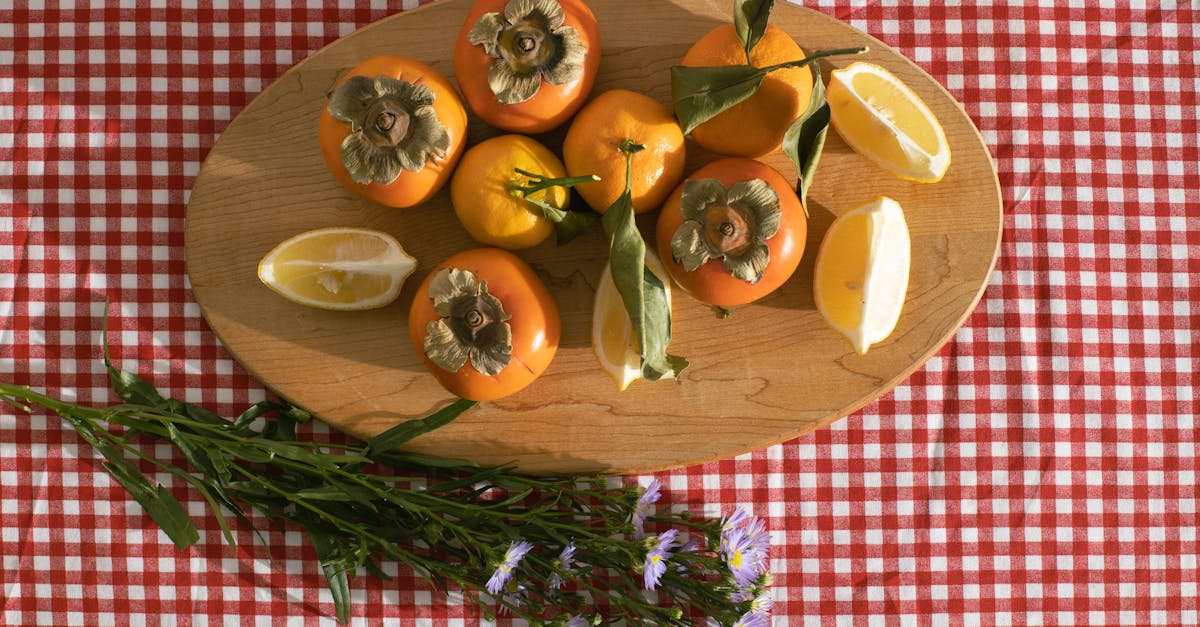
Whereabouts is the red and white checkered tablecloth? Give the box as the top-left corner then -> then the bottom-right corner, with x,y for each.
2,1 -> 1198,624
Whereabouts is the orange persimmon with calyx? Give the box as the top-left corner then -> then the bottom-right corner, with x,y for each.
318,55 -> 468,208
454,0 -> 601,134
655,157 -> 807,308
408,248 -> 561,401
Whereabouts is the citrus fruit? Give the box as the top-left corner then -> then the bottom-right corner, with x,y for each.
408,248 -> 560,401
562,89 -> 686,214
454,0 -> 601,134
591,251 -> 672,391
813,196 -> 911,354
318,55 -> 468,208
679,24 -> 814,158
450,134 -> 568,250
655,157 -> 807,308
257,227 -> 416,311
827,61 -> 950,183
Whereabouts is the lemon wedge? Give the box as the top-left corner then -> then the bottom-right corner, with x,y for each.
257,227 -> 416,311
813,197 -> 910,354
827,62 -> 950,183
591,251 -> 672,391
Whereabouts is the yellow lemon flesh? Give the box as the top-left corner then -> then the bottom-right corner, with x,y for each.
813,197 -> 910,354
591,251 -> 672,391
827,62 -> 950,183
257,227 -> 416,311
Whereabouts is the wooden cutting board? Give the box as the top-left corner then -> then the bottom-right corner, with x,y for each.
185,0 -> 1002,475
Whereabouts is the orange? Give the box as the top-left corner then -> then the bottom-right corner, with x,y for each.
450,134 -> 567,250
562,89 -> 686,214
680,24 -> 814,158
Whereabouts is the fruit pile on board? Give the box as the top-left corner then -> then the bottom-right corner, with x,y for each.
256,0 -> 951,402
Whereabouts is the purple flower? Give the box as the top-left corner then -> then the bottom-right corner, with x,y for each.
750,591 -> 774,614
732,610 -> 769,627
565,616 -> 589,627
631,478 -> 662,538
721,514 -> 769,588
548,542 -> 577,589
642,528 -> 678,590
486,540 -> 534,595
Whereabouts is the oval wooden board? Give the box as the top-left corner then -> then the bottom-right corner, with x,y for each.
185,0 -> 1002,475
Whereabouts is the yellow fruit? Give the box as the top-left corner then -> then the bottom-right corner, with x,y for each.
591,251 -> 672,391
450,134 -> 567,250
257,227 -> 416,311
813,197 -> 910,354
827,62 -> 950,183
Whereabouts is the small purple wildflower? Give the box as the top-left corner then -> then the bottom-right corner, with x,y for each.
642,528 -> 678,590
732,610 -> 769,627
565,616 -> 589,627
631,478 -> 662,538
750,591 -> 774,614
721,514 -> 769,588
486,540 -> 534,596
548,542 -> 577,589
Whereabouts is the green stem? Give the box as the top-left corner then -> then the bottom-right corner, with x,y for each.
509,168 -> 600,197
759,46 -> 869,74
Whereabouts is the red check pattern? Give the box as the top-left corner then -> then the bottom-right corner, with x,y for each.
2,1 -> 1197,625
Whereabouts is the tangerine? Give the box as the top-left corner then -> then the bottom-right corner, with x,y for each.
562,89 -> 686,214
680,24 -> 814,158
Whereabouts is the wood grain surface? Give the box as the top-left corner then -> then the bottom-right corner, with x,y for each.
184,0 -> 1002,475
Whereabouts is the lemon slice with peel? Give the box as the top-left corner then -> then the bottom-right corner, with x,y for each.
814,197 -> 910,355
591,251 -> 672,391
257,227 -> 416,311
827,62 -> 950,183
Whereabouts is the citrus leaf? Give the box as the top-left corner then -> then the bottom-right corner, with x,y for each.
734,0 -> 775,61
526,196 -> 598,245
671,47 -> 866,137
600,142 -> 687,381
782,63 -> 830,210
670,64 -> 767,135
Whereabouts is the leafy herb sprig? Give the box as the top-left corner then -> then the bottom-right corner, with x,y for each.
0,334 -> 769,625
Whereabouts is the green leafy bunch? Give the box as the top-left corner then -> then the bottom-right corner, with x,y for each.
0,325 -> 770,625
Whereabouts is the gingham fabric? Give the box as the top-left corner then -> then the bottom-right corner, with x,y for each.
2,1 -> 1197,625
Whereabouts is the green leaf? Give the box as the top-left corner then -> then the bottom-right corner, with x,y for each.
670,64 -> 768,135
365,399 -> 477,457
309,531 -> 353,624
526,196 -> 598,245
671,47 -> 869,137
734,0 -> 775,61
782,63 -> 830,210
600,142 -> 687,381
61,413 -> 200,549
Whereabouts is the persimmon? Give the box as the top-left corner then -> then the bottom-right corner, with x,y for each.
318,55 -> 468,208
655,158 -> 807,308
454,0 -> 601,134
408,248 -> 561,401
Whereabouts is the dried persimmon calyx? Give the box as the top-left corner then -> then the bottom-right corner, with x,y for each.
467,0 -> 586,104
326,75 -> 450,185
423,267 -> 513,376
670,178 -> 781,284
